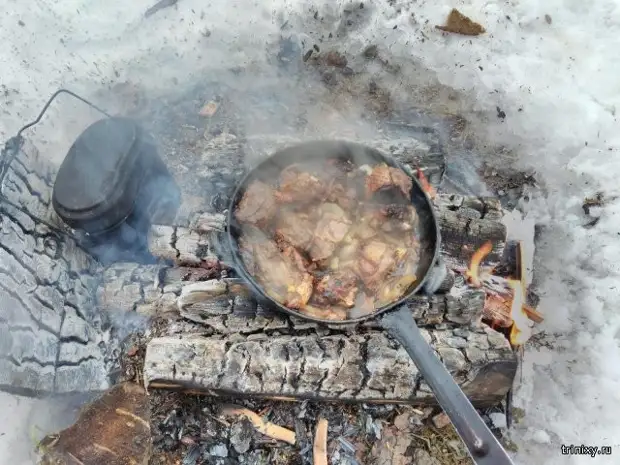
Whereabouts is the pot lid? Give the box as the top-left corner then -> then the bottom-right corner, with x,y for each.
53,117 -> 138,213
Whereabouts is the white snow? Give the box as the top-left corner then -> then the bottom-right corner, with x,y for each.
2,0 -> 620,464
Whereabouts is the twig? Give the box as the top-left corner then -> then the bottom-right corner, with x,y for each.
313,418 -> 328,465
220,405 -> 296,445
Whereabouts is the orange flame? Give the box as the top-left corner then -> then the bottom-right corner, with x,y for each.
416,168 -> 437,200
507,279 -> 533,346
465,241 -> 493,287
466,240 -> 543,346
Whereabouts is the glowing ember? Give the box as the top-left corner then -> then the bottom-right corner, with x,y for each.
416,168 -> 437,200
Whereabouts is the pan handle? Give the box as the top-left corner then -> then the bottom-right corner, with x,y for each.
380,306 -> 516,465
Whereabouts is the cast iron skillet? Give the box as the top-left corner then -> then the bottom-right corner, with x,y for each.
226,140 -> 515,465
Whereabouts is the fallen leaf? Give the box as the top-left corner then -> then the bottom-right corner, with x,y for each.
313,418 -> 328,465
220,405 -> 296,445
435,8 -> 485,36
199,101 -> 218,117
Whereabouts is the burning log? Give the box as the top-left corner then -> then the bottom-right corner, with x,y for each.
99,193 -> 508,331
459,239 -> 544,346
143,326 -> 517,407
97,264 -> 485,329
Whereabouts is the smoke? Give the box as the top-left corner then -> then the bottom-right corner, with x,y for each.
5,0 -> 594,463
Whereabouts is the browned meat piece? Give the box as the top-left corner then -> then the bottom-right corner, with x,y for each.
275,165 -> 326,204
324,181 -> 358,210
275,210 -> 315,250
365,163 -> 413,198
234,180 -> 277,226
379,204 -> 419,233
355,239 -> 398,291
312,271 -> 359,308
278,238 -> 314,273
308,203 -> 352,262
239,227 -> 313,309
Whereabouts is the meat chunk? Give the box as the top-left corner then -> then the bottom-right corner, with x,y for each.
308,203 -> 352,262
324,181 -> 358,210
374,252 -> 418,307
355,239 -> 398,291
275,165 -> 326,204
235,180 -> 277,226
239,227 -> 313,309
365,163 -> 413,199
275,210 -> 315,250
312,271 -> 359,308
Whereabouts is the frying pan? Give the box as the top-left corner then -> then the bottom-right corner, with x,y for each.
226,140 -> 515,465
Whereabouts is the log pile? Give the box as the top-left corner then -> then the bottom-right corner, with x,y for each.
97,189 -> 517,406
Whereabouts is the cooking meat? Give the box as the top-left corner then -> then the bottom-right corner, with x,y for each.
237,158 -> 423,320
239,227 -> 313,309
235,180 -> 277,226
275,210 -> 315,250
324,181 -> 358,210
275,165 -> 326,204
308,203 -> 352,262
356,239 -> 398,291
277,237 -> 314,273
312,270 -> 359,308
375,253 -> 418,307
365,163 -> 413,199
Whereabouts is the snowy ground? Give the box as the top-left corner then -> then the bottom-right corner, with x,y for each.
2,0 -> 620,464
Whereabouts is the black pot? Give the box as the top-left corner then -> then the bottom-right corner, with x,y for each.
52,117 -> 181,262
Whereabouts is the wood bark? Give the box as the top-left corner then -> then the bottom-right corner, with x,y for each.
0,140 -> 109,396
143,325 -> 517,407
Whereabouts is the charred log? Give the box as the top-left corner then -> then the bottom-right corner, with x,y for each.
143,325 -> 516,407
0,141 -> 109,396
97,265 -> 485,329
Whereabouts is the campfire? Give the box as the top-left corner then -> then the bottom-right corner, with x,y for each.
0,32 -> 548,464
459,240 -> 544,347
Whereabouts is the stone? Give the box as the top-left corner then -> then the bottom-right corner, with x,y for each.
432,412 -> 451,429
209,444 -> 229,458
489,412 -> 507,429
229,420 -> 253,454
393,412 -> 411,431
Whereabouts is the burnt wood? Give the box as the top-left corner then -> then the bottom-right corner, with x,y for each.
0,141 -> 109,396
143,325 -> 517,407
